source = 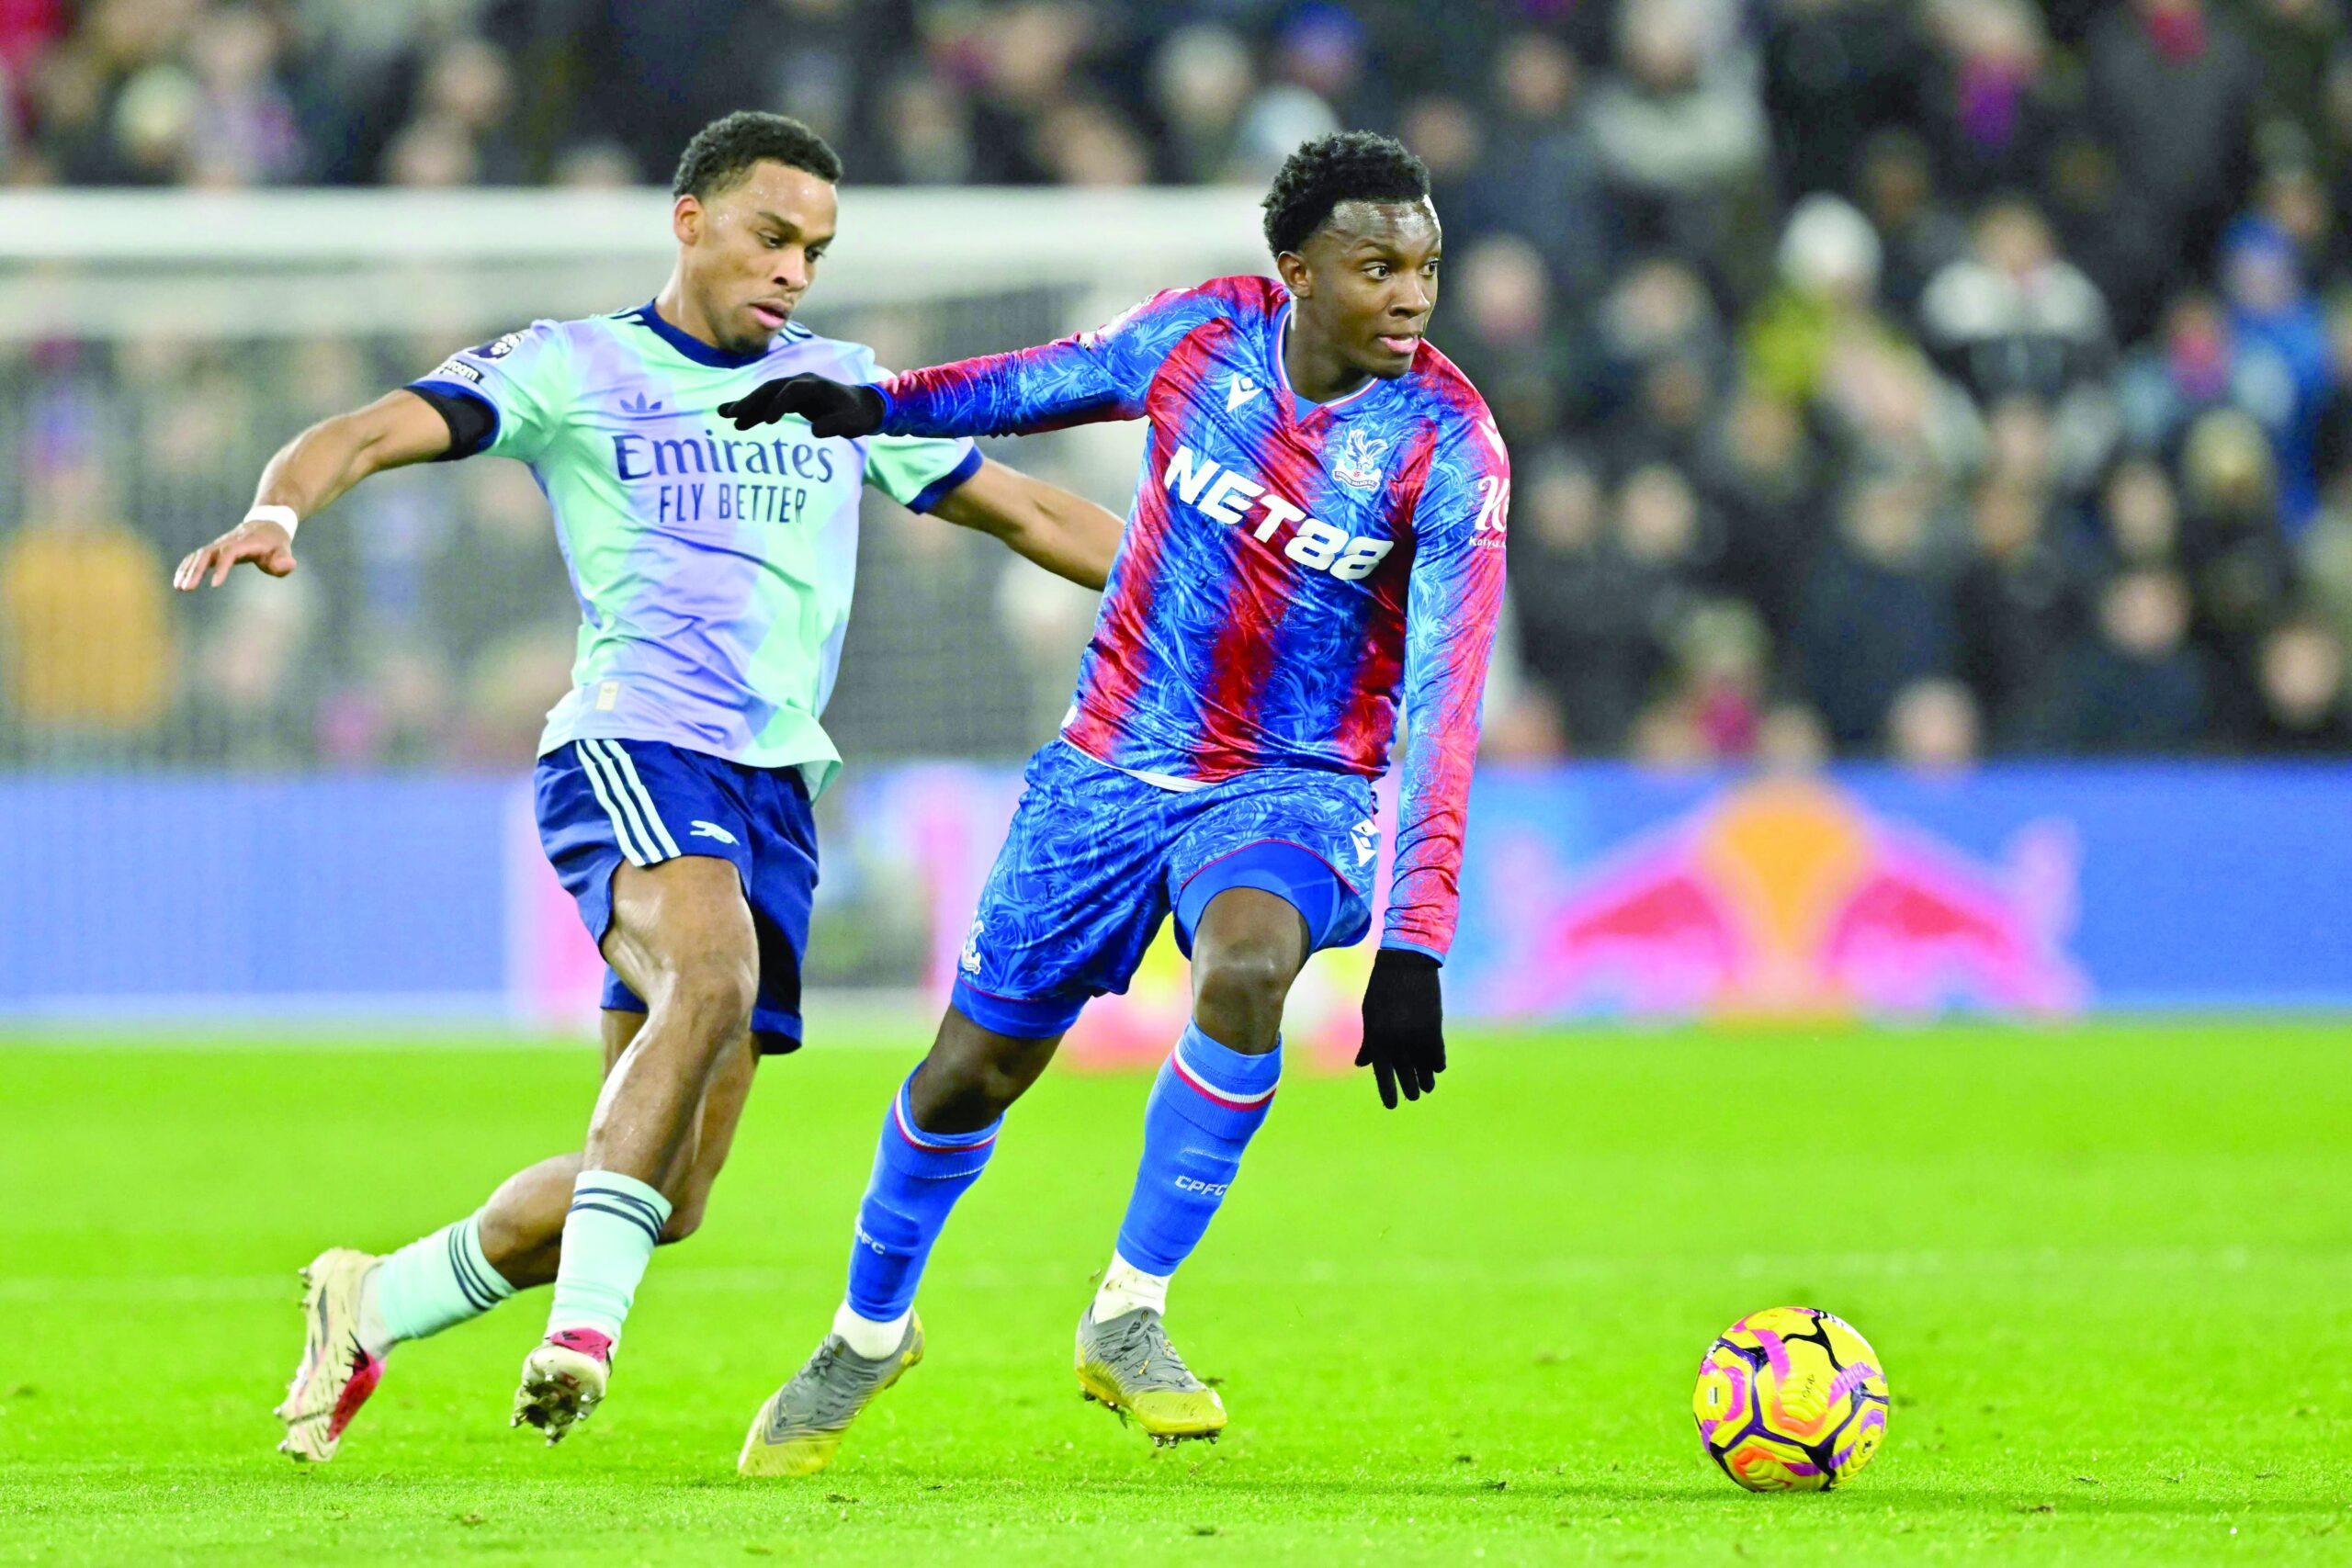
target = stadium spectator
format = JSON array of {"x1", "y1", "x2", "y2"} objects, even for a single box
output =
[
  {"x1": 2176, "y1": 408, "x2": 2297, "y2": 682},
  {"x1": 1148, "y1": 23, "x2": 1253, "y2": 185},
  {"x1": 2216, "y1": 215, "x2": 2335, "y2": 530},
  {"x1": 1760, "y1": 0, "x2": 1923, "y2": 201},
  {"x1": 2098, "y1": 454, "x2": 2187, "y2": 570},
  {"x1": 1886, "y1": 676, "x2": 1984, "y2": 771},
  {"x1": 2239, "y1": 0, "x2": 2346, "y2": 164},
  {"x1": 2247, "y1": 614, "x2": 2352, "y2": 751},
  {"x1": 1748, "y1": 197, "x2": 1872, "y2": 393},
  {"x1": 1508, "y1": 448, "x2": 1683, "y2": 757},
  {"x1": 0, "y1": 443, "x2": 172, "y2": 747},
  {"x1": 2084, "y1": 0, "x2": 2260, "y2": 278},
  {"x1": 1450, "y1": 232, "x2": 1574, "y2": 455},
  {"x1": 1696, "y1": 387, "x2": 1821, "y2": 637},
  {"x1": 1954, "y1": 476, "x2": 2087, "y2": 746},
  {"x1": 1792, "y1": 473, "x2": 1959, "y2": 749},
  {"x1": 1917, "y1": 0, "x2": 2069, "y2": 204},
  {"x1": 2040, "y1": 130, "x2": 2173, "y2": 344},
  {"x1": 1854, "y1": 129, "x2": 1971, "y2": 326},
  {"x1": 1644, "y1": 598, "x2": 1770, "y2": 766},
  {"x1": 1587, "y1": 0, "x2": 1769, "y2": 294},
  {"x1": 1917, "y1": 199, "x2": 2111, "y2": 412},
  {"x1": 2042, "y1": 568, "x2": 2211, "y2": 752},
  {"x1": 1489, "y1": 29, "x2": 1611, "y2": 307}
]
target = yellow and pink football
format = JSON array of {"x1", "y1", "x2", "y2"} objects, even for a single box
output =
[{"x1": 1693, "y1": 1306, "x2": 1889, "y2": 1491}]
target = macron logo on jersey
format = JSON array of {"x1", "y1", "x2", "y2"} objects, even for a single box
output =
[
  {"x1": 1225, "y1": 374, "x2": 1262, "y2": 412},
  {"x1": 1163, "y1": 444, "x2": 1394, "y2": 583}
]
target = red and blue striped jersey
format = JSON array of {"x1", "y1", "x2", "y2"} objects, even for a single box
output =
[{"x1": 876, "y1": 275, "x2": 1510, "y2": 960}]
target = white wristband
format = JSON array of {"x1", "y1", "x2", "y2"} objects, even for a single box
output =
[{"x1": 244, "y1": 503, "x2": 300, "y2": 540}]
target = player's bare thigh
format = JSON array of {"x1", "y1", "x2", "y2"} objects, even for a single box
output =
[
  {"x1": 601, "y1": 855, "x2": 760, "y2": 1030},
  {"x1": 582, "y1": 856, "x2": 761, "y2": 1184}
]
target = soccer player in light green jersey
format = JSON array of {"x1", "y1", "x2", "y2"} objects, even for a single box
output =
[{"x1": 173, "y1": 112, "x2": 1126, "y2": 1460}]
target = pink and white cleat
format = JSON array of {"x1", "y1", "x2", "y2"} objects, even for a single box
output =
[
  {"x1": 511, "y1": 1328, "x2": 614, "y2": 1444},
  {"x1": 276, "y1": 1247, "x2": 385, "y2": 1462}
]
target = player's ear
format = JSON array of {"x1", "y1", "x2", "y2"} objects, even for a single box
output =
[
  {"x1": 672, "y1": 195, "x2": 704, "y2": 248},
  {"x1": 1276, "y1": 250, "x2": 1312, "y2": 298}
]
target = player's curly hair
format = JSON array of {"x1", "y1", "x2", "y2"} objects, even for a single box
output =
[
  {"x1": 1261, "y1": 131, "x2": 1431, "y2": 258},
  {"x1": 673, "y1": 110, "x2": 842, "y2": 200}
]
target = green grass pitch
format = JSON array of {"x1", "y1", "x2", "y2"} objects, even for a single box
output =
[{"x1": 2, "y1": 1021, "x2": 2348, "y2": 1564}]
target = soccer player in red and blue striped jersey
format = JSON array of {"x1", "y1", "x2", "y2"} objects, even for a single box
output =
[{"x1": 725, "y1": 133, "x2": 1510, "y2": 1469}]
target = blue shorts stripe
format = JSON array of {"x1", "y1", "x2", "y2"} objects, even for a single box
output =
[
  {"x1": 574, "y1": 741, "x2": 652, "y2": 865},
  {"x1": 594, "y1": 739, "x2": 682, "y2": 859}
]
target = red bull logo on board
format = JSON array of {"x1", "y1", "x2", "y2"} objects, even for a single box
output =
[{"x1": 1484, "y1": 776, "x2": 2085, "y2": 1020}]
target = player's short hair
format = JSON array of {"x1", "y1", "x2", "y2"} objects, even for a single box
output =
[
  {"x1": 672, "y1": 110, "x2": 842, "y2": 201},
  {"x1": 1261, "y1": 131, "x2": 1431, "y2": 258}
]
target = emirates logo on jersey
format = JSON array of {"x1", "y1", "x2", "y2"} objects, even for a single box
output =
[{"x1": 1331, "y1": 429, "x2": 1391, "y2": 491}]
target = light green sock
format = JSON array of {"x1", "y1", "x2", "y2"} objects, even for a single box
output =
[
  {"x1": 362, "y1": 1213, "x2": 514, "y2": 1358},
  {"x1": 546, "y1": 1170, "x2": 672, "y2": 1347}
]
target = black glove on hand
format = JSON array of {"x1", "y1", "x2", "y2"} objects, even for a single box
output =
[
  {"x1": 718, "y1": 375, "x2": 886, "y2": 437},
  {"x1": 1356, "y1": 948, "x2": 1444, "y2": 1110}
]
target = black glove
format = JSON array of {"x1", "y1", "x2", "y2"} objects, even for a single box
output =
[
  {"x1": 718, "y1": 375, "x2": 886, "y2": 437},
  {"x1": 1356, "y1": 948, "x2": 1444, "y2": 1110}
]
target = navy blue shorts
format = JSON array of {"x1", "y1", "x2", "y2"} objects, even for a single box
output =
[
  {"x1": 950, "y1": 740, "x2": 1377, "y2": 1040},
  {"x1": 535, "y1": 738, "x2": 818, "y2": 1053}
]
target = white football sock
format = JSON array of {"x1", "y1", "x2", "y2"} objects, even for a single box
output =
[
  {"x1": 1092, "y1": 1251, "x2": 1170, "y2": 1320},
  {"x1": 833, "y1": 1300, "x2": 911, "y2": 1360}
]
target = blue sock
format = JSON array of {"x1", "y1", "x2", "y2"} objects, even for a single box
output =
[
  {"x1": 1114, "y1": 1023, "x2": 1282, "y2": 1277},
  {"x1": 842, "y1": 1077, "x2": 1001, "y2": 1323}
]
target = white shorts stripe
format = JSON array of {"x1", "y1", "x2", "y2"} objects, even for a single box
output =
[
  {"x1": 575, "y1": 741, "x2": 651, "y2": 866},
  {"x1": 582, "y1": 739, "x2": 669, "y2": 863},
  {"x1": 594, "y1": 739, "x2": 683, "y2": 859}
]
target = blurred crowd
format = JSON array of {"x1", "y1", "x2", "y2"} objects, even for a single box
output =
[{"x1": 7, "y1": 0, "x2": 2352, "y2": 767}]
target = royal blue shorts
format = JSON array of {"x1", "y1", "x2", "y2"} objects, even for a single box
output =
[
  {"x1": 950, "y1": 739, "x2": 1378, "y2": 1039},
  {"x1": 535, "y1": 738, "x2": 818, "y2": 1053}
]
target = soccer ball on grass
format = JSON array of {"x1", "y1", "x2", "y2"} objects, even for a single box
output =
[{"x1": 1693, "y1": 1305, "x2": 1889, "y2": 1491}]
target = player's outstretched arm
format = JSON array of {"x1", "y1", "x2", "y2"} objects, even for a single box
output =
[
  {"x1": 924, "y1": 458, "x2": 1124, "y2": 591},
  {"x1": 173, "y1": 389, "x2": 454, "y2": 591},
  {"x1": 1358, "y1": 419, "x2": 1511, "y2": 1109},
  {"x1": 721, "y1": 286, "x2": 1234, "y2": 440}
]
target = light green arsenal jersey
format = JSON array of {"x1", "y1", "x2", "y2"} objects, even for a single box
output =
[{"x1": 409, "y1": 301, "x2": 979, "y2": 795}]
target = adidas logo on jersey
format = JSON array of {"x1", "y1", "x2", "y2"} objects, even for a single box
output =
[{"x1": 1162, "y1": 444, "x2": 1395, "y2": 583}]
